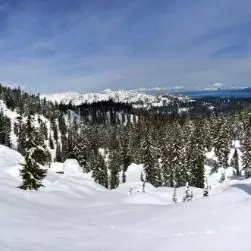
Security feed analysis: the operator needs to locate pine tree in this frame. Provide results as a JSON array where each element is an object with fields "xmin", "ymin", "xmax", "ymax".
[
  {"xmin": 214, "ymin": 118, "xmax": 231, "ymax": 170},
  {"xmin": 51, "ymin": 119, "xmax": 58, "ymax": 142},
  {"xmin": 0, "ymin": 110, "xmax": 11, "ymax": 147},
  {"xmin": 188, "ymin": 123, "xmax": 205, "ymax": 188},
  {"xmin": 211, "ymin": 160, "xmax": 219, "ymax": 174},
  {"xmin": 141, "ymin": 134, "xmax": 159, "ymax": 187},
  {"xmin": 72, "ymin": 135, "xmax": 87, "ymax": 169},
  {"xmin": 19, "ymin": 114, "xmax": 47, "ymax": 190},
  {"xmin": 241, "ymin": 116, "xmax": 251, "ymax": 178},
  {"xmin": 49, "ymin": 134, "xmax": 54, "ymax": 149},
  {"xmin": 55, "ymin": 143, "xmax": 63, "ymax": 162},
  {"xmin": 231, "ymin": 148, "xmax": 241, "ymax": 177},
  {"xmin": 92, "ymin": 152, "xmax": 108, "ymax": 188},
  {"xmin": 109, "ymin": 150, "xmax": 121, "ymax": 189},
  {"xmin": 119, "ymin": 134, "xmax": 132, "ymax": 183}
]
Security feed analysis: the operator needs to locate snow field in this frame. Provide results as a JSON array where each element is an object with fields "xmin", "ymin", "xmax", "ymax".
[{"xmin": 0, "ymin": 145, "xmax": 251, "ymax": 250}]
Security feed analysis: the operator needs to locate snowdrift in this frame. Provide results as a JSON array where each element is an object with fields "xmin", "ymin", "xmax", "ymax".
[
  {"xmin": 0, "ymin": 145, "xmax": 251, "ymax": 250},
  {"xmin": 63, "ymin": 159, "xmax": 82, "ymax": 175}
]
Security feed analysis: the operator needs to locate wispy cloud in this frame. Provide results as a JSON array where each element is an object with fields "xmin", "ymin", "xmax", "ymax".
[{"xmin": 0, "ymin": 0, "xmax": 251, "ymax": 93}]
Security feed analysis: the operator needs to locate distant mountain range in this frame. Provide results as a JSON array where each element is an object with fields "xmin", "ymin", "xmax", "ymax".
[
  {"xmin": 42, "ymin": 87, "xmax": 251, "ymax": 107},
  {"xmin": 42, "ymin": 89, "xmax": 190, "ymax": 108}
]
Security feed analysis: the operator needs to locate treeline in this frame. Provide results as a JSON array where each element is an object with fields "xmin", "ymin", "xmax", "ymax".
[
  {"xmin": 0, "ymin": 84, "xmax": 251, "ymax": 191},
  {"xmin": 56, "ymin": 110, "xmax": 251, "ymax": 190}
]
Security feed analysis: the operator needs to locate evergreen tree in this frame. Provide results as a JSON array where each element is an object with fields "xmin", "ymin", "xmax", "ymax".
[
  {"xmin": 188, "ymin": 124, "xmax": 205, "ymax": 188},
  {"xmin": 55, "ymin": 143, "xmax": 63, "ymax": 162},
  {"xmin": 51, "ymin": 119, "xmax": 58, "ymax": 142},
  {"xmin": 19, "ymin": 115, "xmax": 47, "ymax": 190},
  {"xmin": 109, "ymin": 150, "xmax": 121, "ymax": 189},
  {"xmin": 214, "ymin": 118, "xmax": 231, "ymax": 170},
  {"xmin": 92, "ymin": 152, "xmax": 108, "ymax": 188},
  {"xmin": 72, "ymin": 134, "xmax": 87, "ymax": 169},
  {"xmin": 49, "ymin": 134, "xmax": 54, "ymax": 149},
  {"xmin": 119, "ymin": 135, "xmax": 132, "ymax": 183},
  {"xmin": 141, "ymin": 134, "xmax": 159, "ymax": 187},
  {"xmin": 241, "ymin": 116, "xmax": 251, "ymax": 178},
  {"xmin": 231, "ymin": 148, "xmax": 241, "ymax": 177}
]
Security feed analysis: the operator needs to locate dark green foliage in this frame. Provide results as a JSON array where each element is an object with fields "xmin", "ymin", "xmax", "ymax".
[
  {"xmin": 19, "ymin": 115, "xmax": 47, "ymax": 190},
  {"xmin": 241, "ymin": 116, "xmax": 251, "ymax": 178},
  {"xmin": 92, "ymin": 152, "xmax": 108, "ymax": 188},
  {"xmin": 55, "ymin": 143, "xmax": 63, "ymax": 162},
  {"xmin": 0, "ymin": 110, "xmax": 11, "ymax": 147},
  {"xmin": 109, "ymin": 150, "xmax": 121, "ymax": 189},
  {"xmin": 141, "ymin": 135, "xmax": 160, "ymax": 187},
  {"xmin": 49, "ymin": 134, "xmax": 54, "ymax": 149},
  {"xmin": 214, "ymin": 118, "xmax": 231, "ymax": 169},
  {"xmin": 188, "ymin": 125, "xmax": 205, "ymax": 188},
  {"xmin": 231, "ymin": 148, "xmax": 241, "ymax": 177}
]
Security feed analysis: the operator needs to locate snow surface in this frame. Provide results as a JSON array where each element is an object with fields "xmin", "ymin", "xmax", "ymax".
[
  {"xmin": 41, "ymin": 89, "xmax": 189, "ymax": 108},
  {"xmin": 63, "ymin": 159, "xmax": 82, "ymax": 175},
  {"xmin": 1, "ymin": 145, "xmax": 251, "ymax": 250}
]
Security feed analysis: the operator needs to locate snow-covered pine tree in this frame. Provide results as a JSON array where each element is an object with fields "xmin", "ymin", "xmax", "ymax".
[
  {"xmin": 173, "ymin": 127, "xmax": 187, "ymax": 187},
  {"xmin": 214, "ymin": 118, "xmax": 231, "ymax": 175},
  {"xmin": 19, "ymin": 114, "xmax": 47, "ymax": 190},
  {"xmin": 51, "ymin": 119, "xmax": 58, "ymax": 142},
  {"xmin": 61, "ymin": 134, "xmax": 68, "ymax": 162},
  {"xmin": 119, "ymin": 135, "xmax": 132, "ymax": 183},
  {"xmin": 109, "ymin": 150, "xmax": 121, "ymax": 189},
  {"xmin": 231, "ymin": 148, "xmax": 241, "ymax": 177},
  {"xmin": 72, "ymin": 135, "xmax": 87, "ymax": 170},
  {"xmin": 211, "ymin": 160, "xmax": 219, "ymax": 174},
  {"xmin": 188, "ymin": 123, "xmax": 205, "ymax": 188},
  {"xmin": 141, "ymin": 133, "xmax": 159, "ymax": 187},
  {"xmin": 241, "ymin": 116, "xmax": 251, "ymax": 178},
  {"xmin": 92, "ymin": 152, "xmax": 108, "ymax": 188},
  {"xmin": 49, "ymin": 133, "xmax": 54, "ymax": 149},
  {"xmin": 0, "ymin": 110, "xmax": 11, "ymax": 147},
  {"xmin": 55, "ymin": 143, "xmax": 63, "ymax": 162},
  {"xmin": 161, "ymin": 127, "xmax": 175, "ymax": 187}
]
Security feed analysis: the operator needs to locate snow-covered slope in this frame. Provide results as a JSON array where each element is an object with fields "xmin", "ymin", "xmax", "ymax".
[
  {"xmin": 1, "ymin": 145, "xmax": 251, "ymax": 250},
  {"xmin": 0, "ymin": 98, "xmax": 70, "ymax": 160},
  {"xmin": 42, "ymin": 89, "xmax": 190, "ymax": 107}
]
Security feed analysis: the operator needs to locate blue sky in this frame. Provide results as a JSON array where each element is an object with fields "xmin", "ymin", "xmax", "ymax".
[{"xmin": 0, "ymin": 0, "xmax": 251, "ymax": 93}]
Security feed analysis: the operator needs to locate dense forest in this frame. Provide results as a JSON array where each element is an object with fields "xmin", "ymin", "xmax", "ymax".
[{"xmin": 0, "ymin": 84, "xmax": 251, "ymax": 190}]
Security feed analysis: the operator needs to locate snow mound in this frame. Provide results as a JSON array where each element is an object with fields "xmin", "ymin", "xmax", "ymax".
[
  {"xmin": 1, "ymin": 145, "xmax": 251, "ymax": 250},
  {"xmin": 0, "ymin": 145, "xmax": 23, "ymax": 168},
  {"xmin": 43, "ymin": 174, "xmax": 107, "ymax": 197},
  {"xmin": 63, "ymin": 159, "xmax": 82, "ymax": 176},
  {"xmin": 123, "ymin": 192, "xmax": 168, "ymax": 205},
  {"xmin": 116, "ymin": 181, "xmax": 156, "ymax": 194},
  {"xmin": 4, "ymin": 165, "xmax": 21, "ymax": 178},
  {"xmin": 49, "ymin": 162, "xmax": 64, "ymax": 173},
  {"xmin": 125, "ymin": 163, "xmax": 144, "ymax": 183}
]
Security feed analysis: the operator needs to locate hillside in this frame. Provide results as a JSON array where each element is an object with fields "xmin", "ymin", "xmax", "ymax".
[
  {"xmin": 0, "ymin": 145, "xmax": 251, "ymax": 251},
  {"xmin": 1, "ymin": 85, "xmax": 251, "ymax": 250},
  {"xmin": 41, "ymin": 89, "xmax": 190, "ymax": 108}
]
